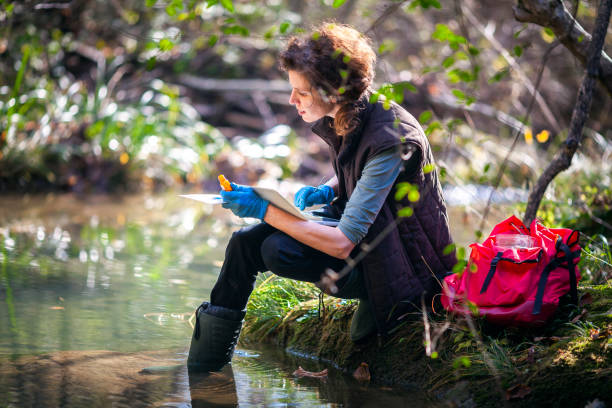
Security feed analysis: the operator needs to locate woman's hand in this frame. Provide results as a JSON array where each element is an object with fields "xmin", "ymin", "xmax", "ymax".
[
  {"xmin": 294, "ymin": 184, "xmax": 335, "ymax": 210},
  {"xmin": 221, "ymin": 183, "xmax": 269, "ymax": 220}
]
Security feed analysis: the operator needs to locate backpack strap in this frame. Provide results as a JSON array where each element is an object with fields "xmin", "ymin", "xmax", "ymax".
[
  {"xmin": 533, "ymin": 235, "xmax": 580, "ymax": 315},
  {"xmin": 532, "ymin": 257, "xmax": 560, "ymax": 315},
  {"xmin": 480, "ymin": 251, "xmax": 504, "ymax": 294},
  {"xmin": 557, "ymin": 238, "xmax": 580, "ymax": 305}
]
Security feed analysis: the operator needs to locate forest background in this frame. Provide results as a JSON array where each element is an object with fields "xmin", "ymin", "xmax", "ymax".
[
  {"xmin": 1, "ymin": 0, "xmax": 610, "ymax": 236},
  {"xmin": 0, "ymin": 0, "xmax": 611, "ymax": 405},
  {"xmin": 1, "ymin": 0, "xmax": 611, "ymax": 292}
]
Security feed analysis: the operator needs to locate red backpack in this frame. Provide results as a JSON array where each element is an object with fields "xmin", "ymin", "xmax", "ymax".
[{"xmin": 441, "ymin": 215, "xmax": 581, "ymax": 327}]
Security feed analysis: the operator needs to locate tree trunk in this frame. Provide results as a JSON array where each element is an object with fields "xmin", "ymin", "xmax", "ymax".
[{"xmin": 523, "ymin": 0, "xmax": 612, "ymax": 226}]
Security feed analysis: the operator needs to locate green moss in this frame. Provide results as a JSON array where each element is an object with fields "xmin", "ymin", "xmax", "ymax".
[{"xmin": 241, "ymin": 277, "xmax": 612, "ymax": 407}]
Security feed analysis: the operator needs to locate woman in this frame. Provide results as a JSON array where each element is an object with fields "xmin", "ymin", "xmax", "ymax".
[{"xmin": 187, "ymin": 23, "xmax": 456, "ymax": 372}]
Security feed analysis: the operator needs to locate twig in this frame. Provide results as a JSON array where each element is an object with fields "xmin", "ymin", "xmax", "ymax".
[
  {"xmin": 428, "ymin": 93, "xmax": 527, "ymax": 133},
  {"xmin": 514, "ymin": 0, "xmax": 612, "ymax": 96},
  {"xmin": 364, "ymin": 1, "xmax": 409, "ymax": 34},
  {"xmin": 33, "ymin": 2, "xmax": 72, "ymax": 10},
  {"xmin": 523, "ymin": 0, "xmax": 612, "ymax": 225},
  {"xmin": 179, "ymin": 75, "xmax": 291, "ymax": 93},
  {"xmin": 478, "ymin": 41, "xmax": 560, "ymax": 234},
  {"xmin": 251, "ymin": 91, "xmax": 276, "ymax": 130},
  {"xmin": 462, "ymin": 2, "xmax": 562, "ymax": 134}
]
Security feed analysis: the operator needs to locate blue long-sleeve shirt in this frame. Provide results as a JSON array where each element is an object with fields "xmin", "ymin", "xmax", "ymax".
[{"xmin": 337, "ymin": 146, "xmax": 405, "ymax": 245}]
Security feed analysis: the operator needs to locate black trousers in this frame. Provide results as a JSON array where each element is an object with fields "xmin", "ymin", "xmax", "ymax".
[{"xmin": 209, "ymin": 221, "xmax": 367, "ymax": 311}]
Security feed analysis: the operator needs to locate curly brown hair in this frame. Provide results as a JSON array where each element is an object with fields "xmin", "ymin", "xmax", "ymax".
[{"xmin": 279, "ymin": 22, "xmax": 376, "ymax": 136}]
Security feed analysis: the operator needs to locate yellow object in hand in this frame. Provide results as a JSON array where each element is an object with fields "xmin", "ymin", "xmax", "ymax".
[{"xmin": 218, "ymin": 174, "xmax": 232, "ymax": 191}]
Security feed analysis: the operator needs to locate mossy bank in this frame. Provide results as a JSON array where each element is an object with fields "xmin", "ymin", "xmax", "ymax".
[{"xmin": 240, "ymin": 276, "xmax": 611, "ymax": 408}]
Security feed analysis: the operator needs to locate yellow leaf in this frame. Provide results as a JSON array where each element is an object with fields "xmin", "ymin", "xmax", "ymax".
[
  {"xmin": 524, "ymin": 129, "xmax": 533, "ymax": 145},
  {"xmin": 120, "ymin": 152, "xmax": 129, "ymax": 165},
  {"xmin": 536, "ymin": 129, "xmax": 550, "ymax": 143},
  {"xmin": 540, "ymin": 28, "xmax": 555, "ymax": 43}
]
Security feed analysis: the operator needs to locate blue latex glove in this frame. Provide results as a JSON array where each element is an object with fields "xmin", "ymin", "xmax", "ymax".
[
  {"xmin": 294, "ymin": 184, "xmax": 335, "ymax": 211},
  {"xmin": 221, "ymin": 182, "xmax": 270, "ymax": 220}
]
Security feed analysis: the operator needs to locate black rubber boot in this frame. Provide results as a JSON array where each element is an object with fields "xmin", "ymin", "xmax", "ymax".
[
  {"xmin": 187, "ymin": 302, "xmax": 245, "ymax": 372},
  {"xmin": 350, "ymin": 299, "xmax": 377, "ymax": 343}
]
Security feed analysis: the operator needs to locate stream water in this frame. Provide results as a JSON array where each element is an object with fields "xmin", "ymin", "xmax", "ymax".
[{"xmin": 1, "ymin": 192, "xmax": 461, "ymax": 407}]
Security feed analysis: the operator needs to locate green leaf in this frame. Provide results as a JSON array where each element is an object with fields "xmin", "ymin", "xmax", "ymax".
[
  {"xmin": 146, "ymin": 56, "xmax": 157, "ymax": 70},
  {"xmin": 220, "ymin": 0, "xmax": 234, "ymax": 12},
  {"xmin": 165, "ymin": 0, "xmax": 182, "ymax": 16},
  {"xmin": 513, "ymin": 45, "xmax": 523, "ymax": 57},
  {"xmin": 432, "ymin": 24, "xmax": 453, "ymax": 42},
  {"xmin": 398, "ymin": 207, "xmax": 414, "ymax": 217},
  {"xmin": 483, "ymin": 163, "xmax": 490, "ymax": 173},
  {"xmin": 423, "ymin": 163, "xmax": 435, "ymax": 174},
  {"xmin": 264, "ymin": 27, "xmax": 275, "ymax": 40},
  {"xmin": 332, "ymin": 0, "xmax": 347, "ymax": 7},
  {"xmin": 443, "ymin": 243, "xmax": 456, "ymax": 256},
  {"xmin": 454, "ymin": 51, "xmax": 469, "ymax": 60},
  {"xmin": 408, "ymin": 190, "xmax": 420, "ymax": 202},
  {"xmin": 457, "ymin": 247, "xmax": 466, "ymax": 260},
  {"xmin": 395, "ymin": 183, "xmax": 411, "ymax": 201},
  {"xmin": 369, "ymin": 92, "xmax": 380, "ymax": 104},
  {"xmin": 467, "ymin": 46, "xmax": 480, "ymax": 56},
  {"xmin": 159, "ymin": 38, "xmax": 174, "ymax": 52},
  {"xmin": 452, "ymin": 260, "xmax": 467, "ymax": 274},
  {"xmin": 145, "ymin": 0, "xmax": 157, "ymax": 7},
  {"xmin": 488, "ymin": 67, "xmax": 509, "ymax": 84},
  {"xmin": 452, "ymin": 89, "xmax": 466, "ymax": 100},
  {"xmin": 410, "ymin": 0, "xmax": 441, "ymax": 10},
  {"xmin": 424, "ymin": 121, "xmax": 442, "ymax": 136},
  {"xmin": 432, "ymin": 24, "xmax": 467, "ymax": 48},
  {"xmin": 280, "ymin": 21, "xmax": 290, "ymax": 34},
  {"xmin": 419, "ymin": 110, "xmax": 433, "ymax": 124},
  {"xmin": 442, "ymin": 56, "xmax": 455, "ymax": 68},
  {"xmin": 208, "ymin": 35, "xmax": 218, "ymax": 47},
  {"xmin": 378, "ymin": 39, "xmax": 397, "ymax": 54},
  {"xmin": 453, "ymin": 356, "xmax": 472, "ymax": 369}
]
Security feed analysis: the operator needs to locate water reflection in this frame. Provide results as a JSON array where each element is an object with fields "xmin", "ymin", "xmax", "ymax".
[
  {"xmin": 0, "ymin": 193, "xmax": 230, "ymax": 355},
  {"xmin": 0, "ymin": 345, "xmax": 435, "ymax": 407},
  {"xmin": 1, "ymin": 192, "xmax": 472, "ymax": 407}
]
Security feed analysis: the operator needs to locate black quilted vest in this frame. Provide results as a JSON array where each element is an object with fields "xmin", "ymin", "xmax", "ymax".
[{"xmin": 312, "ymin": 100, "xmax": 457, "ymax": 334}]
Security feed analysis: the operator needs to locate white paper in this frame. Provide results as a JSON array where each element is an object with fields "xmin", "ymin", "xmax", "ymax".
[{"xmin": 179, "ymin": 194, "xmax": 224, "ymax": 205}]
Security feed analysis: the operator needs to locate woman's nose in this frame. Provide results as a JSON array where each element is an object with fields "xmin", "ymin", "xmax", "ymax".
[{"xmin": 289, "ymin": 90, "xmax": 298, "ymax": 106}]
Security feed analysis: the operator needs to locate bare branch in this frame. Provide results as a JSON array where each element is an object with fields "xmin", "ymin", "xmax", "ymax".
[
  {"xmin": 514, "ymin": 0, "xmax": 612, "ymax": 96},
  {"xmin": 523, "ymin": 0, "xmax": 612, "ymax": 225},
  {"xmin": 462, "ymin": 3, "xmax": 563, "ymax": 133},
  {"xmin": 479, "ymin": 42, "xmax": 560, "ymax": 234}
]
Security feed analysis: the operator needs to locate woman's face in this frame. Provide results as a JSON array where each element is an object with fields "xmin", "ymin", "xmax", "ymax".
[{"xmin": 288, "ymin": 70, "xmax": 339, "ymax": 123}]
